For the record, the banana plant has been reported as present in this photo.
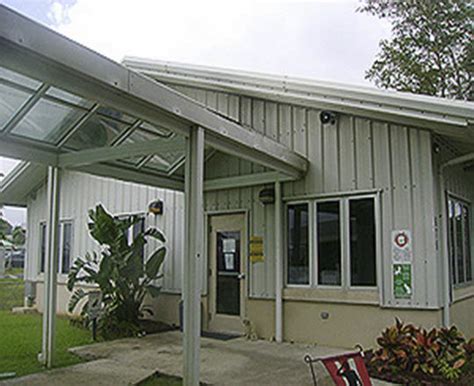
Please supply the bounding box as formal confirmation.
[67,204,166,338]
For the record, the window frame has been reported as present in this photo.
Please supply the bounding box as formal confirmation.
[115,211,147,263]
[284,200,313,288]
[447,193,473,288]
[313,197,344,289]
[285,192,380,290]
[38,219,74,275]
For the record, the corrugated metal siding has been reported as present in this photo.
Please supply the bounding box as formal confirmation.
[173,84,441,307]
[25,170,185,293]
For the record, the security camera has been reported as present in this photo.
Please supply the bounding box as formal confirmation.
[319,111,337,125]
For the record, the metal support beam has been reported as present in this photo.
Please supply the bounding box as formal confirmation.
[58,137,184,167]
[183,126,204,386]
[0,138,58,165]
[274,181,283,342]
[204,171,294,192]
[205,132,307,179]
[72,162,185,191]
[41,166,61,368]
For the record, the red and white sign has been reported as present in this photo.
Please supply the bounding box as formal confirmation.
[394,232,409,248]
[322,352,372,386]
[392,229,412,262]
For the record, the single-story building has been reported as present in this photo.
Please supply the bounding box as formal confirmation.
[1,55,473,348]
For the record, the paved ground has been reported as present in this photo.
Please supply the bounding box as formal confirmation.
[1,331,395,385]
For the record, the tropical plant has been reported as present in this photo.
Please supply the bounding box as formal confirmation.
[11,226,26,246]
[67,204,166,339]
[368,319,468,382]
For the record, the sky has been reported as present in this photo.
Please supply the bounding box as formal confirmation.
[0,0,391,226]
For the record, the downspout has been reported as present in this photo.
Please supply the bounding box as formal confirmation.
[439,152,474,327]
[275,181,283,342]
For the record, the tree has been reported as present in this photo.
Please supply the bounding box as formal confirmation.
[67,204,166,339]
[0,218,12,237]
[358,0,473,100]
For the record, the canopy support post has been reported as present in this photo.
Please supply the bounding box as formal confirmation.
[274,180,283,343]
[41,166,61,368]
[183,126,204,386]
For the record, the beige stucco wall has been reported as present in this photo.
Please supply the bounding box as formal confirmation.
[247,298,442,349]
[451,286,474,339]
[35,282,450,349]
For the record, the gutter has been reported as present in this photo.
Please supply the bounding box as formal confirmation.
[438,152,474,327]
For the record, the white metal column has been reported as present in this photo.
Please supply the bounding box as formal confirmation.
[41,166,61,368]
[274,181,283,342]
[183,126,204,386]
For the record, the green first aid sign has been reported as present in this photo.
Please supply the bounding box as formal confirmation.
[393,264,412,299]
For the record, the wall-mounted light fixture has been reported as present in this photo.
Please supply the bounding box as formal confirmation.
[319,110,337,125]
[259,187,275,205]
[148,199,164,215]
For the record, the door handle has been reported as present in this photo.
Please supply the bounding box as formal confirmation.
[237,272,246,280]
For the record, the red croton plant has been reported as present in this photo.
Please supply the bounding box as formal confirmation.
[365,319,474,384]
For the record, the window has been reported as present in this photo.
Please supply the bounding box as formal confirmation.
[122,215,146,263]
[39,222,46,273]
[61,222,72,274]
[349,198,376,286]
[287,204,309,285]
[317,201,341,285]
[39,221,73,274]
[316,197,377,287]
[448,197,472,286]
[286,195,378,288]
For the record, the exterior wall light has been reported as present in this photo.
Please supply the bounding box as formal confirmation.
[319,110,337,125]
[148,199,164,215]
[259,187,275,205]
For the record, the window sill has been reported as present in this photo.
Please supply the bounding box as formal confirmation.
[283,287,379,305]
[453,283,474,303]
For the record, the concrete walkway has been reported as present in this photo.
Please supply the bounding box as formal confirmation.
[1,331,394,386]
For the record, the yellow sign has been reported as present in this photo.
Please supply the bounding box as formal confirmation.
[249,236,264,263]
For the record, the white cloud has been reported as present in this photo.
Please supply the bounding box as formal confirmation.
[52,0,391,85]
[47,1,71,26]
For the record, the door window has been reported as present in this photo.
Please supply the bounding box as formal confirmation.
[216,231,241,315]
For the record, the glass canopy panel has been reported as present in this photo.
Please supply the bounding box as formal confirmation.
[0,83,33,130]
[123,122,174,144]
[97,106,136,125]
[64,114,130,150]
[0,66,41,91]
[46,87,94,109]
[145,152,185,172]
[11,98,85,142]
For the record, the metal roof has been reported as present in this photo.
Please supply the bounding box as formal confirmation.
[123,57,474,150]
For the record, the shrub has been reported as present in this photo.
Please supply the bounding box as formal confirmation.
[368,319,468,382]
[67,204,166,339]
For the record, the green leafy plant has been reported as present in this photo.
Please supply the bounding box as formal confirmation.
[368,319,468,382]
[67,204,166,339]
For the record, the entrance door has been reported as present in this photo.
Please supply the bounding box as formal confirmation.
[208,213,246,333]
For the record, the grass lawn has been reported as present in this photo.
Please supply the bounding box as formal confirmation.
[0,276,24,311]
[0,311,92,377]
